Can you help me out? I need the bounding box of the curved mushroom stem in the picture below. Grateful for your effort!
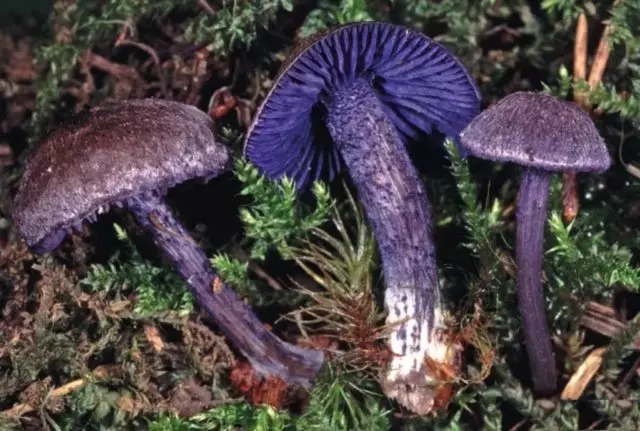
[516,168,557,393]
[324,78,456,414]
[125,192,323,386]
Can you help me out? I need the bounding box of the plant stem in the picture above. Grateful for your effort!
[324,78,450,414]
[516,168,557,393]
[126,192,323,386]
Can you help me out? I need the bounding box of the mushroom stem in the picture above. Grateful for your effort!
[324,78,451,410]
[516,168,557,393]
[125,192,323,386]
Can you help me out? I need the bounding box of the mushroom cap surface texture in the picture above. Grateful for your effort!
[459,91,611,172]
[244,21,481,189]
[13,98,230,252]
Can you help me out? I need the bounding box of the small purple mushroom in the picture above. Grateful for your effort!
[244,22,480,412]
[459,91,611,393]
[12,98,323,386]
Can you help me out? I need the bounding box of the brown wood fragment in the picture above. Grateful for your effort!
[562,13,589,224]
[563,4,620,223]
[580,302,640,350]
[561,347,606,400]
[1,366,111,418]
[144,325,165,352]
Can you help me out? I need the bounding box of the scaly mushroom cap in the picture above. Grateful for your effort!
[13,98,230,252]
[244,21,481,189]
[459,91,611,171]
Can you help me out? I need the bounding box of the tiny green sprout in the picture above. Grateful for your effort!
[211,253,250,289]
[113,222,128,241]
[235,159,333,260]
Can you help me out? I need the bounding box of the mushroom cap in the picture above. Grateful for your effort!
[13,98,230,252]
[244,21,481,189]
[459,91,611,172]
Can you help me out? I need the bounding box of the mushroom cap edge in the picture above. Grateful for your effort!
[459,91,612,172]
[13,98,231,252]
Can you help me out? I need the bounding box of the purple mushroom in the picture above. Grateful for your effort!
[12,98,323,386]
[244,22,480,412]
[459,91,611,393]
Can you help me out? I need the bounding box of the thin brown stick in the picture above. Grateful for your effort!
[2,366,110,418]
[573,13,589,106]
[588,0,623,113]
[587,25,612,94]
[563,4,620,223]
[197,0,216,14]
[508,419,528,431]
[618,355,640,389]
[562,13,589,224]
[116,38,169,99]
[231,245,283,291]
[84,51,140,81]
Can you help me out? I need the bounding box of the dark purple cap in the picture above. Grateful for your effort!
[244,21,481,189]
[459,91,612,171]
[13,98,230,252]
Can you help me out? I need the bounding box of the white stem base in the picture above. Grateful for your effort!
[381,287,459,415]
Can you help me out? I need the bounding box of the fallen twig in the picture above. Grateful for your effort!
[83,51,140,81]
[587,25,612,95]
[197,0,216,14]
[561,347,606,400]
[231,245,283,291]
[116,38,169,99]
[562,12,589,224]
[580,301,640,349]
[572,13,589,106]
[562,5,619,223]
[1,366,111,419]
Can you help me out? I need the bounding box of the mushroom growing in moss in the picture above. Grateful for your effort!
[12,98,323,386]
[244,22,480,413]
[459,91,611,393]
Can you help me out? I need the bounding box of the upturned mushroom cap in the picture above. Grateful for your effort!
[244,21,481,189]
[459,91,611,171]
[13,98,230,252]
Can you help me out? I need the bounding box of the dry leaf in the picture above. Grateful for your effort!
[144,325,165,352]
